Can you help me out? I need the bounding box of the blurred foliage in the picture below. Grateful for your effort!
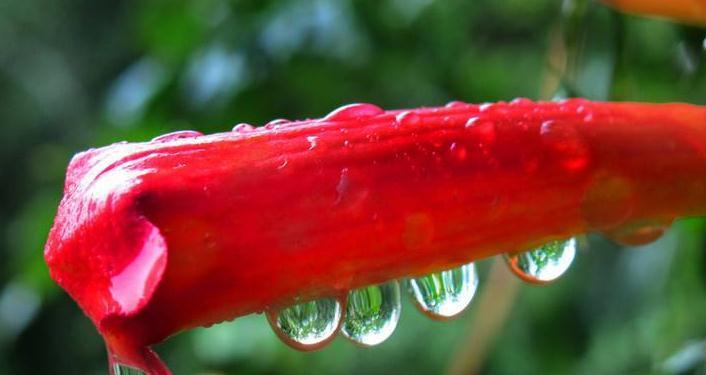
[0,0,705,374]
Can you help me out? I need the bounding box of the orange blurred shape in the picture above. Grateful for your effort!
[603,0,706,26]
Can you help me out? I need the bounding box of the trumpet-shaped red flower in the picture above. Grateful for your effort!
[44,99,706,374]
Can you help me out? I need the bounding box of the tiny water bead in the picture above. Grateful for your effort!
[150,130,203,142]
[232,123,254,132]
[505,237,577,284]
[324,103,384,121]
[465,117,496,144]
[395,111,422,126]
[264,118,291,129]
[447,142,468,162]
[266,297,342,351]
[445,100,467,108]
[341,281,401,347]
[408,263,479,320]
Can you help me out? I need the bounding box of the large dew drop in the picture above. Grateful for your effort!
[505,238,577,284]
[408,263,478,320]
[266,297,342,351]
[341,281,401,347]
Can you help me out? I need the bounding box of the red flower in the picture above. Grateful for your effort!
[44,99,706,374]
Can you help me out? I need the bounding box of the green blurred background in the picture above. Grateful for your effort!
[1,0,706,374]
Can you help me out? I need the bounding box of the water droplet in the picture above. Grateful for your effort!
[232,123,254,132]
[445,101,467,108]
[151,130,203,142]
[479,103,493,112]
[408,263,478,320]
[581,172,634,230]
[540,120,589,172]
[307,136,318,150]
[395,111,422,127]
[448,142,468,162]
[603,220,672,246]
[267,298,342,351]
[341,281,401,347]
[264,119,290,129]
[465,118,496,144]
[505,238,577,284]
[510,98,533,106]
[324,103,384,121]
[112,363,146,375]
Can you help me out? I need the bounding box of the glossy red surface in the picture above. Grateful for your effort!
[44,99,706,373]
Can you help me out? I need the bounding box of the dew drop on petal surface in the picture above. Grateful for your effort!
[408,263,478,320]
[395,111,422,126]
[505,238,577,284]
[466,118,496,144]
[510,97,534,106]
[324,103,384,121]
[445,100,467,108]
[341,281,401,346]
[306,136,318,150]
[447,142,468,162]
[540,120,589,172]
[479,103,493,112]
[266,297,342,351]
[150,130,203,142]
[232,123,254,132]
[264,119,290,129]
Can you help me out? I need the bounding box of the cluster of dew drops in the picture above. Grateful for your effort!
[266,238,578,351]
[261,101,670,351]
[150,101,672,352]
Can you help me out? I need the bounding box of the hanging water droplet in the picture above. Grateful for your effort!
[324,103,384,121]
[341,281,401,347]
[603,219,672,246]
[395,111,422,126]
[112,363,146,375]
[266,297,342,351]
[408,263,478,320]
[232,123,254,132]
[151,130,203,142]
[505,238,577,284]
